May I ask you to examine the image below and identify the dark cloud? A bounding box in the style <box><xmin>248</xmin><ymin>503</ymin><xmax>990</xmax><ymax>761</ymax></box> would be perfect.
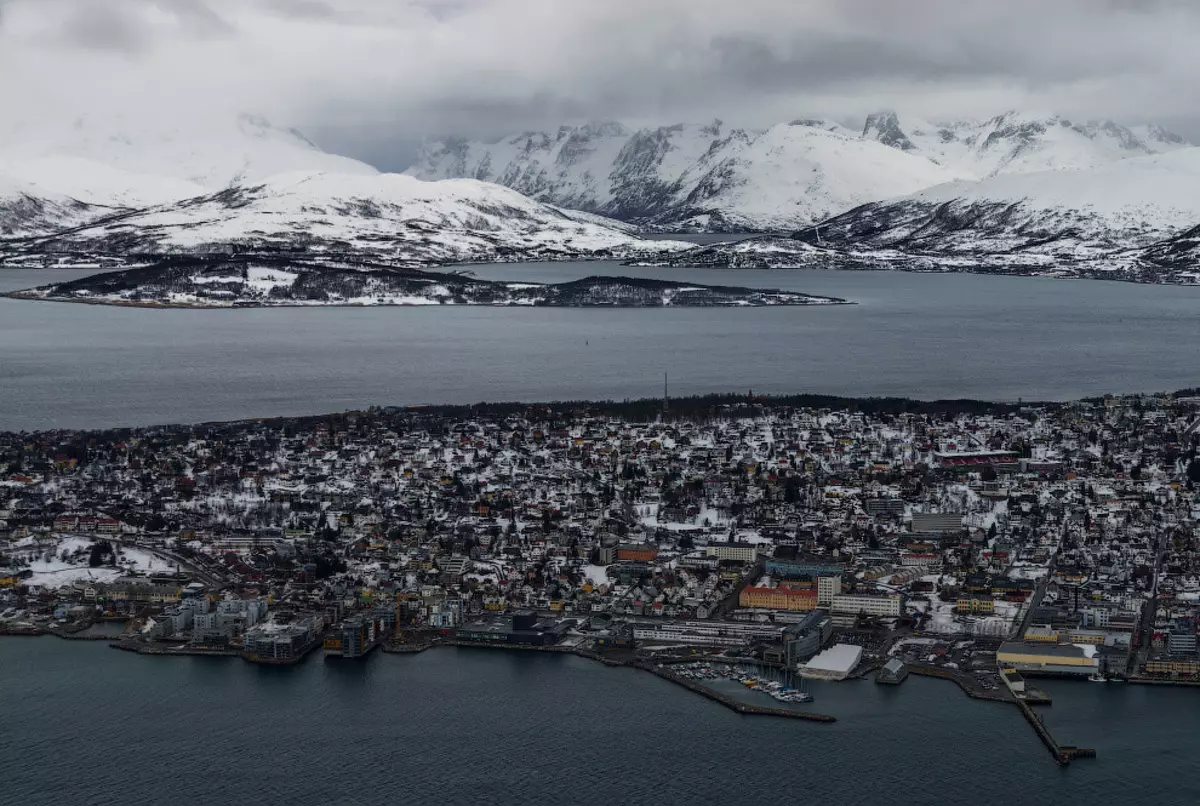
<box><xmin>3</xmin><ymin>0</ymin><xmax>1200</xmax><ymax>168</ymax></box>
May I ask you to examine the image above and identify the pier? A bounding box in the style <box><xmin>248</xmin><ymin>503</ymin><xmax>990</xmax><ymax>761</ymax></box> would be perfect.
<box><xmin>1013</xmin><ymin>696</ymin><xmax>1095</xmax><ymax>766</ymax></box>
<box><xmin>906</xmin><ymin>663</ymin><xmax>1012</xmax><ymax>703</ymax></box>
<box><xmin>632</xmin><ymin>661</ymin><xmax>837</xmax><ymax>723</ymax></box>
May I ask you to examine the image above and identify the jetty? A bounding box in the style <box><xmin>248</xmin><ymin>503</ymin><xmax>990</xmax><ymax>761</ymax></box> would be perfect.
<box><xmin>632</xmin><ymin>661</ymin><xmax>836</xmax><ymax>723</ymax></box>
<box><xmin>1013</xmin><ymin>696</ymin><xmax>1095</xmax><ymax>766</ymax></box>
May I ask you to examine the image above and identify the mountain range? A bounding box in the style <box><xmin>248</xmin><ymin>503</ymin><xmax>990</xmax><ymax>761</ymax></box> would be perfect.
<box><xmin>408</xmin><ymin>111</ymin><xmax>1191</xmax><ymax>233</ymax></box>
<box><xmin>4</xmin><ymin>108</ymin><xmax>1200</xmax><ymax>293</ymax></box>
<box><xmin>0</xmin><ymin>115</ymin><xmax>681</xmax><ymax>269</ymax></box>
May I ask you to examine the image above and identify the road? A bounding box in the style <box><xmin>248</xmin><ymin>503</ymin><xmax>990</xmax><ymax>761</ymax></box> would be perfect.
<box><xmin>107</xmin><ymin>536</ymin><xmax>229</xmax><ymax>588</ymax></box>
<box><xmin>1128</xmin><ymin>527</ymin><xmax>1168</xmax><ymax>675</ymax></box>
<box><xmin>1010</xmin><ymin>554</ymin><xmax>1056</xmax><ymax>641</ymax></box>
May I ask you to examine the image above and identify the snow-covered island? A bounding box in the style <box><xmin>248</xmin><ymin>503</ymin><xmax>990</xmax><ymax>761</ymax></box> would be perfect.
<box><xmin>7</xmin><ymin>257</ymin><xmax>851</xmax><ymax>308</ymax></box>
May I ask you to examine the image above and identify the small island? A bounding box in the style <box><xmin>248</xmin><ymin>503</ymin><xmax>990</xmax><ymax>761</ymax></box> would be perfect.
<box><xmin>5</xmin><ymin>256</ymin><xmax>851</xmax><ymax>309</ymax></box>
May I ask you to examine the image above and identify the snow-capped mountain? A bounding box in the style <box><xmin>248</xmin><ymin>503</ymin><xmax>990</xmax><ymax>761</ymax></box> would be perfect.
<box><xmin>0</xmin><ymin>156</ymin><xmax>204</xmax><ymax>209</ymax></box>
<box><xmin>409</xmin><ymin>119</ymin><xmax>960</xmax><ymax>231</ymax></box>
<box><xmin>793</xmin><ymin>148</ymin><xmax>1200</xmax><ymax>257</ymax></box>
<box><xmin>0</xmin><ymin>113</ymin><xmax>376</xmax><ymax>191</ymax></box>
<box><xmin>3</xmin><ymin>171</ymin><xmax>688</xmax><ymax>267</ymax></box>
<box><xmin>409</xmin><ymin>120</ymin><xmax>732</xmax><ymax>222</ymax></box>
<box><xmin>640</xmin><ymin>145</ymin><xmax>1200</xmax><ymax>285</ymax></box>
<box><xmin>0</xmin><ymin>111</ymin><xmax>685</xmax><ymax>270</ymax></box>
<box><xmin>861</xmin><ymin>110</ymin><xmax>1189</xmax><ymax>178</ymax></box>
<box><xmin>661</xmin><ymin>121</ymin><xmax>963</xmax><ymax>231</ymax></box>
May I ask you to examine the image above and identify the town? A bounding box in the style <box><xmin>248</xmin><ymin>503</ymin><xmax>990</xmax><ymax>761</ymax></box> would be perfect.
<box><xmin>2</xmin><ymin>392</ymin><xmax>1200</xmax><ymax>718</ymax></box>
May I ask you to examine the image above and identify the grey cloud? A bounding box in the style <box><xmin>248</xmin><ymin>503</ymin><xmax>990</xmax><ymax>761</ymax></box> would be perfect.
<box><xmin>153</xmin><ymin>0</ymin><xmax>233</xmax><ymax>37</ymax></box>
<box><xmin>260</xmin><ymin>0</ymin><xmax>334</xmax><ymax>20</ymax></box>
<box><xmin>3</xmin><ymin>0</ymin><xmax>1200</xmax><ymax>168</ymax></box>
<box><xmin>59</xmin><ymin>3</ymin><xmax>148</xmax><ymax>52</ymax></box>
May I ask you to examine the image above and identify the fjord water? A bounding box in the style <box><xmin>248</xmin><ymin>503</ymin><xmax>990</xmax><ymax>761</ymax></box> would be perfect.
<box><xmin>3</xmin><ymin>638</ymin><xmax>1198</xmax><ymax>806</ymax></box>
<box><xmin>2</xmin><ymin>264</ymin><xmax>1200</xmax><ymax>430</ymax></box>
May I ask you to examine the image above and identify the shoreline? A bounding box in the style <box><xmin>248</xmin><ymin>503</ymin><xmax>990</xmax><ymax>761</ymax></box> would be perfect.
<box><xmin>1</xmin><ymin>289</ymin><xmax>852</xmax><ymax>310</ymax></box>
<box><xmin>0</xmin><ymin>632</ymin><xmax>1121</xmax><ymax>763</ymax></box>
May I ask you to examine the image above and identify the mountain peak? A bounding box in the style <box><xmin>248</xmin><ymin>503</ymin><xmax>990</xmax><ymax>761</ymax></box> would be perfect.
<box><xmin>862</xmin><ymin>111</ymin><xmax>915</xmax><ymax>151</ymax></box>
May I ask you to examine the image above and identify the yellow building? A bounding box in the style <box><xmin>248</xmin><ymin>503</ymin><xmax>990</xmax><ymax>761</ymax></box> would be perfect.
<box><xmin>996</xmin><ymin>642</ymin><xmax>1098</xmax><ymax>676</ymax></box>
<box><xmin>1022</xmin><ymin>626</ymin><xmax>1059</xmax><ymax>643</ymax></box>
<box><xmin>956</xmin><ymin>598</ymin><xmax>995</xmax><ymax>615</ymax></box>
<box><xmin>1145</xmin><ymin>660</ymin><xmax>1200</xmax><ymax>677</ymax></box>
<box><xmin>739</xmin><ymin>582</ymin><xmax>818</xmax><ymax>612</ymax></box>
<box><xmin>1065</xmin><ymin>630</ymin><xmax>1106</xmax><ymax>645</ymax></box>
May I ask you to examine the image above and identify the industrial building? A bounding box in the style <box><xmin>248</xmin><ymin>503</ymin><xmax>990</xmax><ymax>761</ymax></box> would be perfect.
<box><xmin>739</xmin><ymin>580</ymin><xmax>818</xmax><ymax>611</ymax></box>
<box><xmin>766</xmin><ymin>546</ymin><xmax>845</xmax><ymax>579</ymax></box>
<box><xmin>764</xmin><ymin>610</ymin><xmax>832</xmax><ymax>666</ymax></box>
<box><xmin>829</xmin><ymin>592</ymin><xmax>904</xmax><ymax>626</ymax></box>
<box><xmin>455</xmin><ymin>610</ymin><xmax>574</xmax><ymax>646</ymax></box>
<box><xmin>631</xmin><ymin>620</ymin><xmax>782</xmax><ymax>648</ymax></box>
<box><xmin>995</xmin><ymin>642</ymin><xmax>1100</xmax><ymax>677</ymax></box>
<box><xmin>705</xmin><ymin>542</ymin><xmax>760</xmax><ymax>564</ymax></box>
<box><xmin>801</xmin><ymin>643</ymin><xmax>863</xmax><ymax>680</ymax></box>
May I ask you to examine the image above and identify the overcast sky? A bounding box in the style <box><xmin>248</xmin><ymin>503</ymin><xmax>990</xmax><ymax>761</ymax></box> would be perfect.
<box><xmin>3</xmin><ymin>0</ymin><xmax>1199</xmax><ymax>170</ymax></box>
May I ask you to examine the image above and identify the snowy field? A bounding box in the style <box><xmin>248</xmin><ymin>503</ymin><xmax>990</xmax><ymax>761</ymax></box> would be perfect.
<box><xmin>9</xmin><ymin>535</ymin><xmax>178</xmax><ymax>589</ymax></box>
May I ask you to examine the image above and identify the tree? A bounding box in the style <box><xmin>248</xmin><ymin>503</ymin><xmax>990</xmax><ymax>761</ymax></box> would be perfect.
<box><xmin>1187</xmin><ymin>459</ymin><xmax>1200</xmax><ymax>485</ymax></box>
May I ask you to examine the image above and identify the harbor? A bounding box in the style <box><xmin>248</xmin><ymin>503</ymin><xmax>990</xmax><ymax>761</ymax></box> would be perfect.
<box><xmin>4</xmin><ymin>632</ymin><xmax>1174</xmax><ymax>806</ymax></box>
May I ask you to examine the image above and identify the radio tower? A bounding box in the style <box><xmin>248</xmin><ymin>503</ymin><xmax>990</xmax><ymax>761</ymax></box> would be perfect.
<box><xmin>662</xmin><ymin>372</ymin><xmax>669</xmax><ymax>420</ymax></box>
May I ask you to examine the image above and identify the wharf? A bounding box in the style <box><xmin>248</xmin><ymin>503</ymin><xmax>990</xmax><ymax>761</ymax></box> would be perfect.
<box><xmin>0</xmin><ymin>625</ymin><xmax>46</xmax><ymax>636</ymax></box>
<box><xmin>109</xmin><ymin>641</ymin><xmax>238</xmax><ymax>658</ymax></box>
<box><xmin>907</xmin><ymin>664</ymin><xmax>1012</xmax><ymax>703</ymax></box>
<box><xmin>1013</xmin><ymin>696</ymin><xmax>1095</xmax><ymax>765</ymax></box>
<box><xmin>909</xmin><ymin>663</ymin><xmax>1092</xmax><ymax>766</ymax></box>
<box><xmin>633</xmin><ymin>661</ymin><xmax>836</xmax><ymax>723</ymax></box>
<box><xmin>1125</xmin><ymin>676</ymin><xmax>1200</xmax><ymax>688</ymax></box>
<box><xmin>443</xmin><ymin>639</ymin><xmax>576</xmax><ymax>654</ymax></box>
<box><xmin>381</xmin><ymin>641</ymin><xmax>432</xmax><ymax>655</ymax></box>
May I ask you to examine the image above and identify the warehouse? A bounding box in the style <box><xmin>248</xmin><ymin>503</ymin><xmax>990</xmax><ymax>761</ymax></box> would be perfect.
<box><xmin>995</xmin><ymin>641</ymin><xmax>1100</xmax><ymax>677</ymax></box>
<box><xmin>800</xmin><ymin>643</ymin><xmax>863</xmax><ymax>680</ymax></box>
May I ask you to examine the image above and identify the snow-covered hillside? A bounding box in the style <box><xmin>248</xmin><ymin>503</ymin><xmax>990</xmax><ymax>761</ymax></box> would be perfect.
<box><xmin>0</xmin><ymin>157</ymin><xmax>204</xmax><ymax>208</ymax></box>
<box><xmin>862</xmin><ymin>111</ymin><xmax>1189</xmax><ymax>178</ymax></box>
<box><xmin>410</xmin><ymin>119</ymin><xmax>959</xmax><ymax>231</ymax></box>
<box><xmin>793</xmin><ymin>148</ymin><xmax>1200</xmax><ymax>257</ymax></box>
<box><xmin>639</xmin><ymin>146</ymin><xmax>1200</xmax><ymax>285</ymax></box>
<box><xmin>663</xmin><ymin>121</ymin><xmax>964</xmax><ymax>231</ymax></box>
<box><xmin>5</xmin><ymin>171</ymin><xmax>689</xmax><ymax>267</ymax></box>
<box><xmin>0</xmin><ymin>175</ymin><xmax>104</xmax><ymax>238</ymax></box>
<box><xmin>9</xmin><ymin>256</ymin><xmax>844</xmax><ymax>308</ymax></box>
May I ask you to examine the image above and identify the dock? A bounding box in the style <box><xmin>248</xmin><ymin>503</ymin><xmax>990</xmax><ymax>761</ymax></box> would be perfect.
<box><xmin>381</xmin><ymin>641</ymin><xmax>432</xmax><ymax>655</ymax></box>
<box><xmin>632</xmin><ymin>661</ymin><xmax>836</xmax><ymax>723</ymax></box>
<box><xmin>906</xmin><ymin>663</ymin><xmax>1012</xmax><ymax>703</ymax></box>
<box><xmin>1013</xmin><ymin>696</ymin><xmax>1095</xmax><ymax>765</ymax></box>
<box><xmin>109</xmin><ymin>641</ymin><xmax>238</xmax><ymax>658</ymax></box>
